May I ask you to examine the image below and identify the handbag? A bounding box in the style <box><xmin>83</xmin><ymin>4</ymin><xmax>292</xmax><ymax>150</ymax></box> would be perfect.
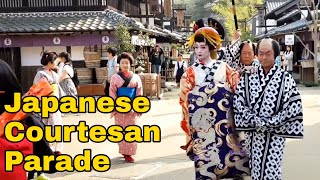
<box><xmin>117</xmin><ymin>72</ymin><xmax>136</xmax><ymax>100</ymax></box>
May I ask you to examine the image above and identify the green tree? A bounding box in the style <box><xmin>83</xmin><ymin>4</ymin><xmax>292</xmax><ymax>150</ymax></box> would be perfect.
<box><xmin>115</xmin><ymin>22</ymin><xmax>135</xmax><ymax>54</ymax></box>
<box><xmin>212</xmin><ymin>0</ymin><xmax>262</xmax><ymax>40</ymax></box>
<box><xmin>175</xmin><ymin>0</ymin><xmax>214</xmax><ymax>21</ymax></box>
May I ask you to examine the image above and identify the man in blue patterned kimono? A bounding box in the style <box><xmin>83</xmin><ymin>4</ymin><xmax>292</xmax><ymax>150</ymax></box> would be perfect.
<box><xmin>233</xmin><ymin>38</ymin><xmax>304</xmax><ymax>180</ymax></box>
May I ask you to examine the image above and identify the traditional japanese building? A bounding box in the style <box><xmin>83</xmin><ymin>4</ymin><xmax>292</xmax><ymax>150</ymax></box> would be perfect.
<box><xmin>255</xmin><ymin>0</ymin><xmax>315</xmax><ymax>64</ymax></box>
<box><xmin>0</xmin><ymin>1</ymin><xmax>186</xmax><ymax>93</ymax></box>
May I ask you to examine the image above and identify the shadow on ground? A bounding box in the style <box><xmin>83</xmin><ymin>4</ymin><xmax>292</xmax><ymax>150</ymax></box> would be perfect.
<box><xmin>282</xmin><ymin>122</ymin><xmax>320</xmax><ymax>180</ymax></box>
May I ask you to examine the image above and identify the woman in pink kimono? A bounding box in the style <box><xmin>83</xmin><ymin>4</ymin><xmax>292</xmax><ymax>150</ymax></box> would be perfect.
<box><xmin>109</xmin><ymin>52</ymin><xmax>143</xmax><ymax>163</ymax></box>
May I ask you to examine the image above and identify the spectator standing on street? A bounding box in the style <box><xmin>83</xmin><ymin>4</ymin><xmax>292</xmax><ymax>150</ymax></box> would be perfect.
<box><xmin>283</xmin><ymin>45</ymin><xmax>294</xmax><ymax>74</ymax></box>
<box><xmin>33</xmin><ymin>51</ymin><xmax>64</xmax><ymax>155</ymax></box>
<box><xmin>150</xmin><ymin>44</ymin><xmax>164</xmax><ymax>74</ymax></box>
<box><xmin>104</xmin><ymin>47</ymin><xmax>119</xmax><ymax>96</ymax></box>
<box><xmin>173</xmin><ymin>53</ymin><xmax>187</xmax><ymax>87</ymax></box>
<box><xmin>57</xmin><ymin>52</ymin><xmax>78</xmax><ymax>98</ymax></box>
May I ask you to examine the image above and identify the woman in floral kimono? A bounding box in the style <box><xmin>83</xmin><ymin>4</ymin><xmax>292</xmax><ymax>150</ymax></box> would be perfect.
<box><xmin>109</xmin><ymin>52</ymin><xmax>143</xmax><ymax>163</ymax></box>
<box><xmin>179</xmin><ymin>19</ymin><xmax>250</xmax><ymax>180</ymax></box>
<box><xmin>33</xmin><ymin>51</ymin><xmax>63</xmax><ymax>155</ymax></box>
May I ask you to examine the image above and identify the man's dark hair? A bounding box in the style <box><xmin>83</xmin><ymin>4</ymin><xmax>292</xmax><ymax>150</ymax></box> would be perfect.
<box><xmin>256</xmin><ymin>38</ymin><xmax>280</xmax><ymax>59</ymax></box>
<box><xmin>107</xmin><ymin>47</ymin><xmax>117</xmax><ymax>56</ymax></box>
<box><xmin>240</xmin><ymin>40</ymin><xmax>256</xmax><ymax>56</ymax></box>
<box><xmin>194</xmin><ymin>34</ymin><xmax>215</xmax><ymax>51</ymax></box>
<box><xmin>117</xmin><ymin>52</ymin><xmax>134</xmax><ymax>64</ymax></box>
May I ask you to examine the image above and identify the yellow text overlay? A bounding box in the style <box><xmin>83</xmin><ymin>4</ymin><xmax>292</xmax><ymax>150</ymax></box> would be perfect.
<box><xmin>4</xmin><ymin>93</ymin><xmax>151</xmax><ymax>118</ymax></box>
<box><xmin>5</xmin><ymin>149</ymin><xmax>110</xmax><ymax>172</ymax></box>
<box><xmin>5</xmin><ymin>121</ymin><xmax>161</xmax><ymax>143</ymax></box>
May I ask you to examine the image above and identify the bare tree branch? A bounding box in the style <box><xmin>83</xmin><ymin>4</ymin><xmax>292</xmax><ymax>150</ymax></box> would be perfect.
<box><xmin>310</xmin><ymin>0</ymin><xmax>315</xmax><ymax>8</ymax></box>
<box><xmin>297</xmin><ymin>3</ymin><xmax>308</xmax><ymax>20</ymax></box>
<box><xmin>292</xmin><ymin>31</ymin><xmax>315</xmax><ymax>57</ymax></box>
<box><xmin>302</xmin><ymin>0</ymin><xmax>314</xmax><ymax>21</ymax></box>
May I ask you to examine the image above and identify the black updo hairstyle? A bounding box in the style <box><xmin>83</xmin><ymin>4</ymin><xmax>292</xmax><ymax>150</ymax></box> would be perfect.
<box><xmin>40</xmin><ymin>50</ymin><xmax>58</xmax><ymax>66</ymax></box>
<box><xmin>194</xmin><ymin>34</ymin><xmax>216</xmax><ymax>51</ymax></box>
<box><xmin>58</xmin><ymin>52</ymin><xmax>72</xmax><ymax>64</ymax></box>
<box><xmin>117</xmin><ymin>52</ymin><xmax>134</xmax><ymax>65</ymax></box>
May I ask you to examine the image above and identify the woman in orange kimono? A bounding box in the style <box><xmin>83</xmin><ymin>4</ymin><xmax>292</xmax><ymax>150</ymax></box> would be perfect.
<box><xmin>109</xmin><ymin>52</ymin><xmax>143</xmax><ymax>163</ymax></box>
<box><xmin>179</xmin><ymin>19</ymin><xmax>250</xmax><ymax>179</ymax></box>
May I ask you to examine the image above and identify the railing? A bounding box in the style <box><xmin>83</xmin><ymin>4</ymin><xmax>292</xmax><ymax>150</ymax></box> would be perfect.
<box><xmin>0</xmin><ymin>0</ymin><xmax>139</xmax><ymax>14</ymax></box>
<box><xmin>28</xmin><ymin>0</ymin><xmax>72</xmax><ymax>7</ymax></box>
<box><xmin>0</xmin><ymin>0</ymin><xmax>23</xmax><ymax>8</ymax></box>
<box><xmin>0</xmin><ymin>0</ymin><xmax>103</xmax><ymax>8</ymax></box>
<box><xmin>78</xmin><ymin>0</ymin><xmax>100</xmax><ymax>6</ymax></box>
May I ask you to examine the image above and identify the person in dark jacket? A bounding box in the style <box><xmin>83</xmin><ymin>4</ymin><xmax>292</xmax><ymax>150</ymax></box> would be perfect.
<box><xmin>150</xmin><ymin>44</ymin><xmax>164</xmax><ymax>74</ymax></box>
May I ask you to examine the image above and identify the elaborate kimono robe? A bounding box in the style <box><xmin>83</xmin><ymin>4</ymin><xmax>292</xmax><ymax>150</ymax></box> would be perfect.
<box><xmin>179</xmin><ymin>39</ymin><xmax>250</xmax><ymax>179</ymax></box>
<box><xmin>233</xmin><ymin>64</ymin><xmax>304</xmax><ymax>180</ymax></box>
<box><xmin>180</xmin><ymin>39</ymin><xmax>242</xmax><ymax>136</ymax></box>
<box><xmin>33</xmin><ymin>67</ymin><xmax>63</xmax><ymax>152</ymax></box>
<box><xmin>109</xmin><ymin>72</ymin><xmax>143</xmax><ymax>156</ymax></box>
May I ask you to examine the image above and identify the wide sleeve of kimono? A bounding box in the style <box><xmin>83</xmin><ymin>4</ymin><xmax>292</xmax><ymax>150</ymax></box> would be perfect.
<box><xmin>233</xmin><ymin>73</ymin><xmax>304</xmax><ymax>138</ymax></box>
<box><xmin>222</xmin><ymin>38</ymin><xmax>241</xmax><ymax>70</ymax></box>
<box><xmin>226</xmin><ymin>64</ymin><xmax>240</xmax><ymax>93</ymax></box>
<box><xmin>233</xmin><ymin>75</ymin><xmax>257</xmax><ymax>130</ymax></box>
<box><xmin>179</xmin><ymin>67</ymin><xmax>195</xmax><ymax>135</ymax></box>
<box><xmin>33</xmin><ymin>71</ymin><xmax>46</xmax><ymax>84</ymax></box>
<box><xmin>260</xmin><ymin>75</ymin><xmax>303</xmax><ymax>138</ymax></box>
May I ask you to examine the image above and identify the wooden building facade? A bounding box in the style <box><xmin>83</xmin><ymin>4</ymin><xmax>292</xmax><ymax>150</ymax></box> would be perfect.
<box><xmin>0</xmin><ymin>0</ymin><xmax>145</xmax><ymax>92</ymax></box>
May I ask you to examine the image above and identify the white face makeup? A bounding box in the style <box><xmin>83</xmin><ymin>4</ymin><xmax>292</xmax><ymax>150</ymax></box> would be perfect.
<box><xmin>194</xmin><ymin>42</ymin><xmax>210</xmax><ymax>61</ymax></box>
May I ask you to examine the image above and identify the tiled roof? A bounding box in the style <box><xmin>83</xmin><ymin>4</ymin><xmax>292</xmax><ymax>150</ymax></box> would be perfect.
<box><xmin>152</xmin><ymin>26</ymin><xmax>186</xmax><ymax>41</ymax></box>
<box><xmin>277</xmin><ymin>9</ymin><xmax>300</xmax><ymax>22</ymax></box>
<box><xmin>0</xmin><ymin>9</ymin><xmax>143</xmax><ymax>33</ymax></box>
<box><xmin>266</xmin><ymin>0</ymin><xmax>291</xmax><ymax>14</ymax></box>
<box><xmin>255</xmin><ymin>18</ymin><xmax>311</xmax><ymax>39</ymax></box>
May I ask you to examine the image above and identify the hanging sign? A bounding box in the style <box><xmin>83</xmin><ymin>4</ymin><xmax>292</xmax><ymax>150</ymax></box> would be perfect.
<box><xmin>4</xmin><ymin>38</ymin><xmax>12</xmax><ymax>46</ymax></box>
<box><xmin>53</xmin><ymin>37</ymin><xmax>61</xmax><ymax>45</ymax></box>
<box><xmin>285</xmin><ymin>34</ymin><xmax>294</xmax><ymax>45</ymax></box>
<box><xmin>176</xmin><ymin>10</ymin><xmax>185</xmax><ymax>27</ymax></box>
<box><xmin>102</xmin><ymin>36</ymin><xmax>109</xmax><ymax>44</ymax></box>
<box><xmin>149</xmin><ymin>0</ymin><xmax>160</xmax><ymax>14</ymax></box>
<box><xmin>164</xmin><ymin>0</ymin><xmax>172</xmax><ymax>18</ymax></box>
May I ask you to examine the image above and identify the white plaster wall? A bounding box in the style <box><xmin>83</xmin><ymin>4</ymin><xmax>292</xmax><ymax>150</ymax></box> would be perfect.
<box><xmin>21</xmin><ymin>47</ymin><xmax>43</xmax><ymax>66</ymax></box>
<box><xmin>43</xmin><ymin>46</ymin><xmax>66</xmax><ymax>54</ymax></box>
<box><xmin>21</xmin><ymin>46</ymin><xmax>66</xmax><ymax>66</ymax></box>
<box><xmin>71</xmin><ymin>46</ymin><xmax>85</xmax><ymax>61</ymax></box>
<box><xmin>140</xmin><ymin>2</ymin><xmax>154</xmax><ymax>27</ymax></box>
